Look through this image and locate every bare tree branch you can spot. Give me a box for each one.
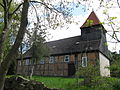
[10,3,23,16]
[0,3,4,9]
[2,0,6,9]
[8,0,12,11]
[30,2,39,23]
[107,32,120,42]
[106,13,120,42]
[30,1,62,14]
[117,0,120,8]
[107,41,120,43]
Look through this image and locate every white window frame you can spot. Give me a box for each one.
[82,57,87,67]
[64,55,70,62]
[40,59,45,64]
[49,56,55,63]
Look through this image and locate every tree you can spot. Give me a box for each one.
[76,64,99,86]
[26,23,49,78]
[0,0,76,89]
[0,0,29,90]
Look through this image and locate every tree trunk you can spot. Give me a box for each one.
[0,1,29,90]
[0,0,13,64]
[29,65,35,79]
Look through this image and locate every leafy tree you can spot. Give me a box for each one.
[76,64,99,86]
[0,0,29,90]
[26,23,49,78]
[0,0,79,89]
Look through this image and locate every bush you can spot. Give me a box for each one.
[76,64,99,86]
[90,77,120,90]
[112,80,120,90]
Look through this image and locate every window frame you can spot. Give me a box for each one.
[40,59,45,64]
[64,55,70,62]
[49,56,55,63]
[81,56,87,67]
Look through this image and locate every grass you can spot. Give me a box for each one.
[6,75,120,90]
[31,76,120,90]
[31,76,83,89]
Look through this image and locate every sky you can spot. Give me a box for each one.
[48,4,88,41]
[47,1,120,53]
[18,0,120,53]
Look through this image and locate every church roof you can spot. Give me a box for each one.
[81,11,101,28]
[46,36,101,55]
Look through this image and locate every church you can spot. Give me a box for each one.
[17,11,110,77]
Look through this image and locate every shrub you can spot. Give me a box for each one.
[76,64,99,86]
[90,77,120,90]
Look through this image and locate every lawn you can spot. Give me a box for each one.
[31,76,83,89]
[31,76,120,90]
[6,75,120,90]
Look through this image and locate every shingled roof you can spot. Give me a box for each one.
[47,36,101,55]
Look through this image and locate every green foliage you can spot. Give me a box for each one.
[104,42,108,46]
[76,64,99,78]
[109,17,117,20]
[0,0,3,12]
[33,39,49,61]
[76,64,99,87]
[66,77,120,90]
[0,23,3,35]
[8,75,120,90]
[85,19,94,27]
[89,77,120,90]
[110,53,120,77]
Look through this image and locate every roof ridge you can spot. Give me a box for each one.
[47,35,81,43]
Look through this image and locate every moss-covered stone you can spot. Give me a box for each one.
[4,76,60,90]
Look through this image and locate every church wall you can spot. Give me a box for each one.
[17,51,99,77]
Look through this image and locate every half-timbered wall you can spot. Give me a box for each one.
[17,52,99,77]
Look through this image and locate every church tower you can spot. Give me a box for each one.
[80,11,108,56]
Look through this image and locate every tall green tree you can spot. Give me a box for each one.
[0,0,29,90]
[0,0,76,89]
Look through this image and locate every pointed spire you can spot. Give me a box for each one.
[81,11,101,28]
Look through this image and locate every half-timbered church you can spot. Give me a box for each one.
[17,11,110,77]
